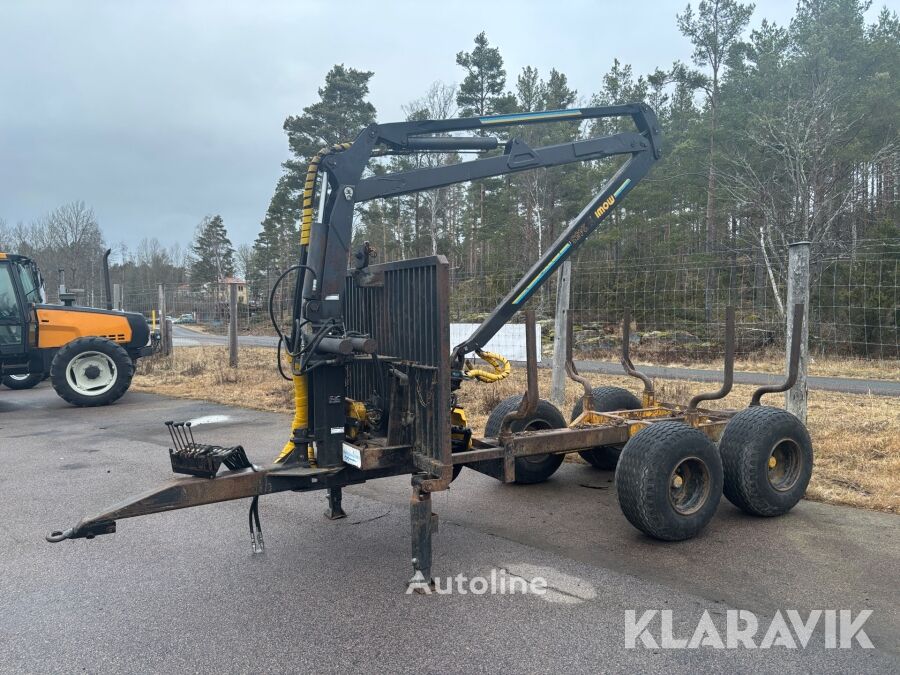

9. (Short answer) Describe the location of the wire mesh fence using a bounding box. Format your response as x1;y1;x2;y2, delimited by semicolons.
449;240;899;364
114;240;898;366
119;281;267;336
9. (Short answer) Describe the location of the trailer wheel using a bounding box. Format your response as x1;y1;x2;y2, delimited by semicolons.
571;386;641;470
615;422;723;541
2;372;43;390
485;395;566;484
718;406;813;517
50;337;134;407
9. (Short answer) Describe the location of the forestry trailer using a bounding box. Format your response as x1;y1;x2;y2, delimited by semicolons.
48;104;813;585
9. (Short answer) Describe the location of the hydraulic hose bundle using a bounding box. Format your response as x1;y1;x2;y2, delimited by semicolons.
464;350;511;383
274;143;351;465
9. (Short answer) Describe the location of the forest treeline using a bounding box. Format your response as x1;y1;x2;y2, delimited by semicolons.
255;0;899;318
2;0;897;331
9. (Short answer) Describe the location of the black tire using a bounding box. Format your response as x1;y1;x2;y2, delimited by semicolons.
485;395;567;484
2;372;43;390
50;337;134;407
571;386;641;470
615;421;723;541
718;406;813;517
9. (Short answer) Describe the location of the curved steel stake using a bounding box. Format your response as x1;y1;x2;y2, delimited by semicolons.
751;303;804;406
621;308;654;401
499;310;539;438
688;306;735;411
565;313;594;413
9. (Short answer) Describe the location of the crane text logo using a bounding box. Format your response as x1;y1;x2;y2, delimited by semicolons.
625;609;874;649
593;194;616;219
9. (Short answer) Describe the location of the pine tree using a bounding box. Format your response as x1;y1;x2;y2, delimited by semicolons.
252;64;378;292
252;174;302;297
677;0;755;250
456;32;516;117
283;64;377;161
190;215;235;284
456;33;516;273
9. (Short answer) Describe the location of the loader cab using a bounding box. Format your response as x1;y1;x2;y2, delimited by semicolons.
0;253;41;361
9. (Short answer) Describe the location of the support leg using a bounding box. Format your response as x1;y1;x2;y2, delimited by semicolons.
409;486;437;591
324;487;347;520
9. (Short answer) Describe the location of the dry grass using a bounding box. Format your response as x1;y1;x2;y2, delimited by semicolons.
134;346;900;514
568;346;900;380
658;350;900;381
133;346;294;413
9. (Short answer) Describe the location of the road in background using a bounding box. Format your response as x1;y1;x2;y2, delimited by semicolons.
173;325;899;396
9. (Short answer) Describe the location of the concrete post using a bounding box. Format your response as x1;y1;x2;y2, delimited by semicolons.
165;319;174;355
785;242;810;422
112;283;122;311
228;282;238;368
550;261;572;407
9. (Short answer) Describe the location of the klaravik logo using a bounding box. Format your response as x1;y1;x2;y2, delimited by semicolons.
625;609;874;649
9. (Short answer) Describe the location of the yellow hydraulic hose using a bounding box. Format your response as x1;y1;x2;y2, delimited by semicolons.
464;350;512;383
301;143;352;246
275;373;309;462
276;142;352;464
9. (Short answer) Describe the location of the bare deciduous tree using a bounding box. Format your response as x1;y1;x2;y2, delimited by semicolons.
402;81;459;256
721;83;899;316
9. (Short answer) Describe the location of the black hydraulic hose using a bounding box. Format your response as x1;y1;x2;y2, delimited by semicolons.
268;264;317;355
298;319;337;373
276;337;291;381
248;495;263;553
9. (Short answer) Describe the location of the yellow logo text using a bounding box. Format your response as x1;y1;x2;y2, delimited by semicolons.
594;195;616;219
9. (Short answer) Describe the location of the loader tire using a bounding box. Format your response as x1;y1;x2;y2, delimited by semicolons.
718;406;813;517
2;373;43;390
571;386;641;470
615;421;723;541
51;337;134;407
485;395;566;484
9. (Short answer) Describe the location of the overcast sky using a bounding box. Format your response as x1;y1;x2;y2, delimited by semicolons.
0;0;880;253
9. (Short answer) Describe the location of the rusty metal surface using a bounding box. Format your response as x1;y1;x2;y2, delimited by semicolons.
456;424;632;464
354;443;415;472
47;464;341;542
457;400;736;467
688;306;736;411
343;256;451;480
410;487;436;583
499;310;539;438
565;313;594;411
751;303;804;406
621;308;654;397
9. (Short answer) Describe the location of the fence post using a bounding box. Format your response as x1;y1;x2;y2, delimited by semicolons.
785;241;810;422
228;282;238;368
113;283;122;311
165;318;174;355
550;260;572;407
158;284;170;356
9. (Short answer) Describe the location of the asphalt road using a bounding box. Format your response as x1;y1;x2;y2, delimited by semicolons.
172;324;282;349
1;387;898;672
172;325;900;396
